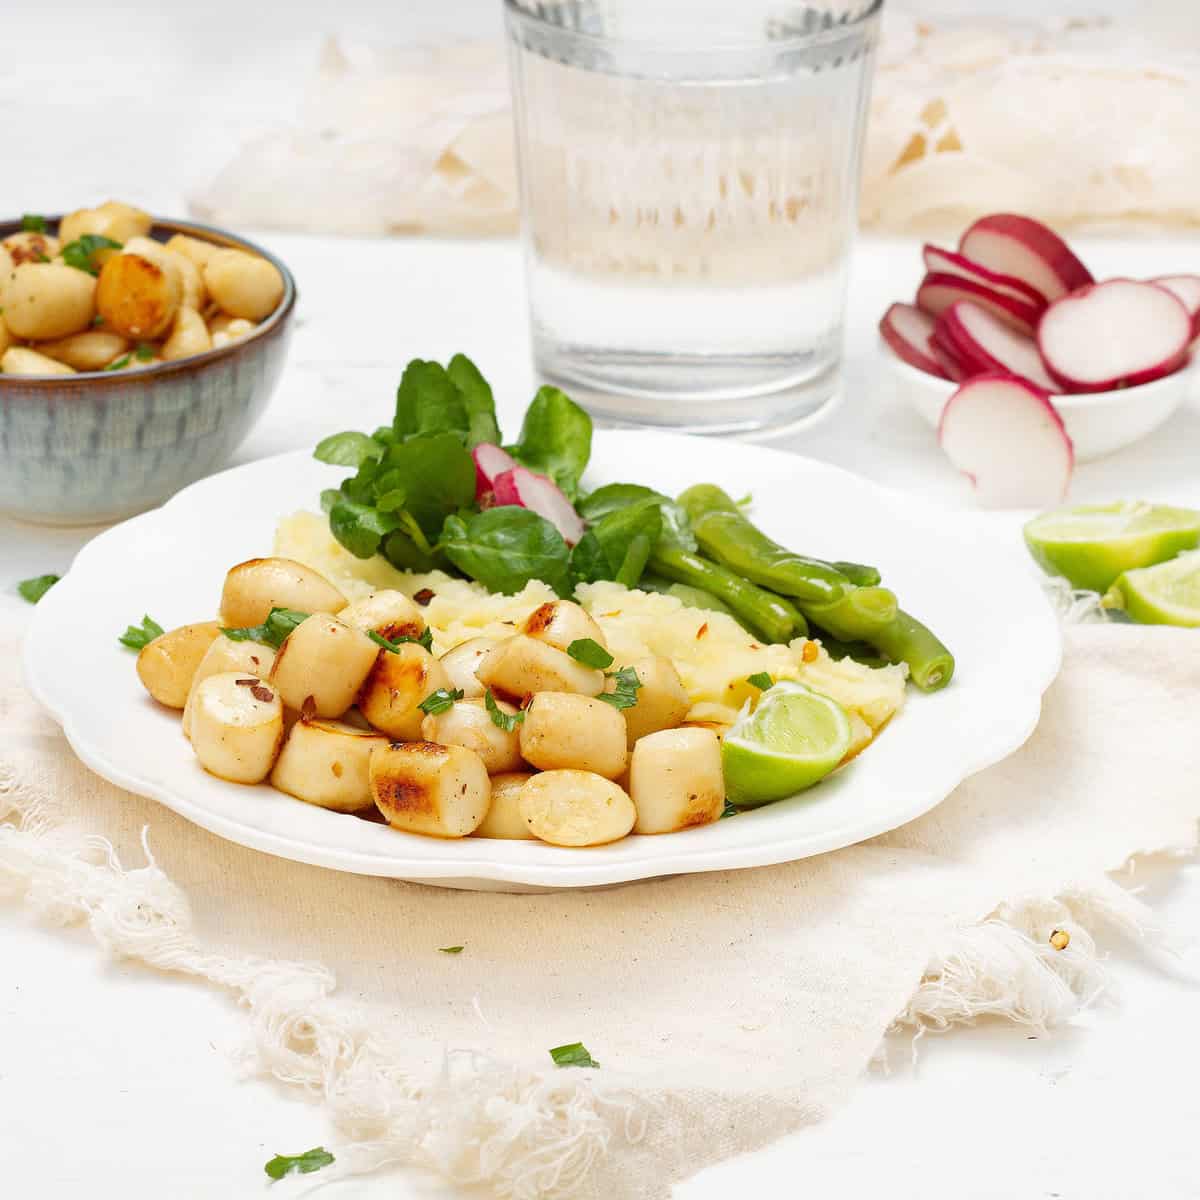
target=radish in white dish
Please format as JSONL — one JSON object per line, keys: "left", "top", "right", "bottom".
{"left": 1152, "top": 275, "right": 1200, "bottom": 339}
{"left": 958, "top": 214, "right": 1093, "bottom": 303}
{"left": 472, "top": 442, "right": 518, "bottom": 501}
{"left": 916, "top": 272, "right": 1041, "bottom": 336}
{"left": 878, "top": 302, "right": 946, "bottom": 378}
{"left": 939, "top": 302, "right": 1058, "bottom": 392}
{"left": 928, "top": 331, "right": 968, "bottom": 382}
{"left": 493, "top": 466, "right": 586, "bottom": 545}
{"left": 1037, "top": 279, "right": 1191, "bottom": 393}
{"left": 922, "top": 244, "right": 1048, "bottom": 309}
{"left": 938, "top": 375, "right": 1074, "bottom": 509}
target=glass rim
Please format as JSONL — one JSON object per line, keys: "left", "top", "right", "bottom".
{"left": 503, "top": 0, "right": 884, "bottom": 54}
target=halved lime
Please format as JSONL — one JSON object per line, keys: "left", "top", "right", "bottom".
{"left": 1104, "top": 552, "right": 1200, "bottom": 627}
{"left": 722, "top": 681, "right": 852, "bottom": 808}
{"left": 1024, "top": 502, "right": 1200, "bottom": 594}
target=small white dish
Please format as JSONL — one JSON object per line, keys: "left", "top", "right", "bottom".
{"left": 24, "top": 433, "right": 1061, "bottom": 892}
{"left": 884, "top": 350, "right": 1197, "bottom": 462}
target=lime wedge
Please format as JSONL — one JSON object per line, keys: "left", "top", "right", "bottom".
{"left": 1104, "top": 552, "right": 1200, "bottom": 627}
{"left": 1024, "top": 502, "right": 1200, "bottom": 594}
{"left": 722, "top": 681, "right": 852, "bottom": 808}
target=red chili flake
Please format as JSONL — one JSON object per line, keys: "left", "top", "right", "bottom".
{"left": 413, "top": 588, "right": 435, "bottom": 607}
{"left": 250, "top": 684, "right": 275, "bottom": 703}
{"left": 234, "top": 677, "right": 258, "bottom": 686}
{"left": 300, "top": 695, "right": 317, "bottom": 722}
{"left": 696, "top": 623, "right": 709, "bottom": 640}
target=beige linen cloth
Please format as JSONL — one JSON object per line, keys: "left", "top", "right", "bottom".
{"left": 3, "top": 608, "right": 1198, "bottom": 1198}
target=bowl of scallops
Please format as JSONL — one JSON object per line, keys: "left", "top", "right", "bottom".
{"left": 0, "top": 202, "right": 295, "bottom": 525}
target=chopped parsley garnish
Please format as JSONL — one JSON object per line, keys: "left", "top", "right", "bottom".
{"left": 263, "top": 1146, "right": 335, "bottom": 1181}
{"left": 21, "top": 213, "right": 46, "bottom": 233}
{"left": 747, "top": 672, "right": 773, "bottom": 691}
{"left": 221, "top": 607, "right": 309, "bottom": 649}
{"left": 61, "top": 234, "right": 122, "bottom": 276}
{"left": 369, "top": 626, "right": 434, "bottom": 653}
{"left": 438, "top": 945, "right": 465, "bottom": 954}
{"left": 17, "top": 573, "right": 60, "bottom": 604}
{"left": 135, "top": 342, "right": 156, "bottom": 361}
{"left": 566, "top": 637, "right": 614, "bottom": 669}
{"left": 549, "top": 1042, "right": 600, "bottom": 1069}
{"left": 720, "top": 800, "right": 739, "bottom": 820}
{"left": 418, "top": 687, "right": 464, "bottom": 716}
{"left": 596, "top": 665, "right": 642, "bottom": 710}
{"left": 118, "top": 614, "right": 164, "bottom": 650}
{"left": 104, "top": 353, "right": 132, "bottom": 371}
{"left": 484, "top": 688, "right": 524, "bottom": 731}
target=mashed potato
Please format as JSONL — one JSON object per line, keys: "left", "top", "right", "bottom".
{"left": 275, "top": 511, "right": 907, "bottom": 751}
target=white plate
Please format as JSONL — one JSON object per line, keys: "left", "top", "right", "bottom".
{"left": 24, "top": 433, "right": 1061, "bottom": 891}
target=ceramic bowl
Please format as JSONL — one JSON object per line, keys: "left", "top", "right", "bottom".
{"left": 883, "top": 349, "right": 1197, "bottom": 462}
{"left": 0, "top": 216, "right": 295, "bottom": 525}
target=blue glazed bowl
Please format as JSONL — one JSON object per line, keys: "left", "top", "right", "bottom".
{"left": 0, "top": 216, "right": 295, "bottom": 525}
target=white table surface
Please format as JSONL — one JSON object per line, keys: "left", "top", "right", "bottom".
{"left": 4, "top": 230, "right": 1200, "bottom": 1200}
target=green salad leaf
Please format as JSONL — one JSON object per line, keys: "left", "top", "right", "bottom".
{"left": 577, "top": 483, "right": 695, "bottom": 552}
{"left": 263, "top": 1147, "right": 335, "bottom": 1181}
{"left": 314, "top": 431, "right": 384, "bottom": 468}
{"left": 118, "top": 614, "right": 164, "bottom": 650}
{"left": 549, "top": 1042, "right": 600, "bottom": 1069}
{"left": 571, "top": 499, "right": 662, "bottom": 588}
{"left": 222, "top": 607, "right": 309, "bottom": 649}
{"left": 507, "top": 386, "right": 592, "bottom": 500}
{"left": 17, "top": 573, "right": 60, "bottom": 603}
{"left": 328, "top": 496, "right": 399, "bottom": 560}
{"left": 378, "top": 433, "right": 476, "bottom": 540}
{"left": 442, "top": 507, "right": 572, "bottom": 597}
{"left": 447, "top": 353, "right": 502, "bottom": 447}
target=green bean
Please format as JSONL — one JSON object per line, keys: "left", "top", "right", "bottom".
{"left": 800, "top": 585, "right": 898, "bottom": 641}
{"left": 870, "top": 610, "right": 955, "bottom": 692}
{"left": 831, "top": 560, "right": 882, "bottom": 587}
{"left": 665, "top": 583, "right": 737, "bottom": 618}
{"left": 648, "top": 546, "right": 800, "bottom": 645}
{"left": 807, "top": 628, "right": 889, "bottom": 670}
{"left": 678, "top": 484, "right": 847, "bottom": 605}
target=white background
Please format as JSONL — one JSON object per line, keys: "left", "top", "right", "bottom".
{"left": 3, "top": 3, "right": 1200, "bottom": 1198}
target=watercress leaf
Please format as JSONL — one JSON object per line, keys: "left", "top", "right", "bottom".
{"left": 572, "top": 499, "right": 661, "bottom": 586}
{"left": 507, "top": 386, "right": 592, "bottom": 499}
{"left": 381, "top": 432, "right": 476, "bottom": 540}
{"left": 329, "top": 498, "right": 399, "bottom": 559}
{"left": 339, "top": 456, "right": 382, "bottom": 505}
{"left": 747, "top": 672, "right": 773, "bottom": 690}
{"left": 567, "top": 638, "right": 613, "bottom": 669}
{"left": 263, "top": 1147, "right": 335, "bottom": 1181}
{"left": 381, "top": 528, "right": 442, "bottom": 574}
{"left": 484, "top": 688, "right": 525, "bottom": 732}
{"left": 597, "top": 665, "right": 642, "bottom": 711}
{"left": 17, "top": 573, "right": 59, "bottom": 603}
{"left": 549, "top": 1042, "right": 599, "bottom": 1069}
{"left": 319, "top": 488, "right": 342, "bottom": 514}
{"left": 418, "top": 687, "right": 464, "bottom": 716}
{"left": 393, "top": 359, "right": 469, "bottom": 441}
{"left": 447, "top": 353, "right": 502, "bottom": 447}
{"left": 314, "top": 431, "right": 384, "bottom": 468}
{"left": 118, "top": 614, "right": 165, "bottom": 651}
{"left": 568, "top": 531, "right": 608, "bottom": 587}
{"left": 371, "top": 425, "right": 398, "bottom": 446}
{"left": 441, "top": 507, "right": 572, "bottom": 597}
{"left": 61, "top": 234, "right": 122, "bottom": 276}
{"left": 21, "top": 213, "right": 46, "bottom": 233}
{"left": 374, "top": 487, "right": 408, "bottom": 514}
{"left": 578, "top": 483, "right": 695, "bottom": 552}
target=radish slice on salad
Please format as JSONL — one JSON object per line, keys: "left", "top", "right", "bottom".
{"left": 958, "top": 214, "right": 1093, "bottom": 304}
{"left": 916, "top": 273, "right": 1041, "bottom": 336}
{"left": 1152, "top": 275, "right": 1200, "bottom": 339}
{"left": 493, "top": 467, "right": 585, "bottom": 546}
{"left": 938, "top": 375, "right": 1074, "bottom": 508}
{"left": 939, "top": 302, "right": 1059, "bottom": 392}
{"left": 878, "top": 303, "right": 946, "bottom": 377}
{"left": 922, "top": 244, "right": 1048, "bottom": 309}
{"left": 472, "top": 443, "right": 518, "bottom": 501}
{"left": 1037, "top": 279, "right": 1192, "bottom": 393}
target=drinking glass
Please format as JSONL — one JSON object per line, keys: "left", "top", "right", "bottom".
{"left": 504, "top": 0, "right": 883, "bottom": 435}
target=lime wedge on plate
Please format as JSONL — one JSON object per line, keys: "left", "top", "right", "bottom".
{"left": 1104, "top": 552, "right": 1200, "bottom": 627}
{"left": 1024, "top": 502, "right": 1200, "bottom": 594}
{"left": 722, "top": 681, "right": 852, "bottom": 808}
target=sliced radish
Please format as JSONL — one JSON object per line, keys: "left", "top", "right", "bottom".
{"left": 472, "top": 442, "right": 518, "bottom": 502}
{"left": 493, "top": 467, "right": 585, "bottom": 545}
{"left": 939, "top": 302, "right": 1058, "bottom": 392}
{"left": 938, "top": 375, "right": 1074, "bottom": 509}
{"left": 1151, "top": 275, "right": 1200, "bottom": 339}
{"left": 928, "top": 329, "right": 969, "bottom": 382}
{"left": 1037, "top": 279, "right": 1191, "bottom": 393}
{"left": 879, "top": 302, "right": 946, "bottom": 378}
{"left": 958, "top": 214, "right": 1092, "bottom": 304}
{"left": 916, "top": 273, "right": 1042, "bottom": 336}
{"left": 922, "top": 244, "right": 1048, "bottom": 309}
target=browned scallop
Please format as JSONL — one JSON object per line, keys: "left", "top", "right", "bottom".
{"left": 3, "top": 231, "right": 60, "bottom": 265}
{"left": 136, "top": 621, "right": 222, "bottom": 708}
{"left": 357, "top": 643, "right": 451, "bottom": 740}
{"left": 370, "top": 740, "right": 490, "bottom": 837}
{"left": 218, "top": 557, "right": 346, "bottom": 628}
{"left": 37, "top": 329, "right": 130, "bottom": 372}
{"left": 95, "top": 251, "right": 182, "bottom": 339}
